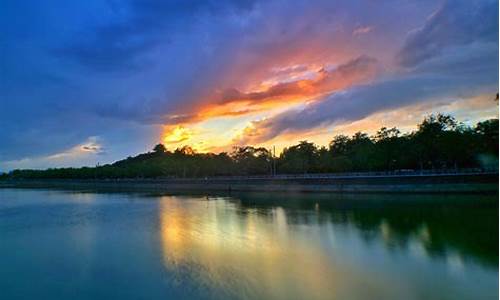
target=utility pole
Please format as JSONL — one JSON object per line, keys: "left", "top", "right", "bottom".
{"left": 273, "top": 146, "right": 276, "bottom": 177}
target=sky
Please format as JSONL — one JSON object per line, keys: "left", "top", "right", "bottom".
{"left": 0, "top": 0, "right": 498, "bottom": 171}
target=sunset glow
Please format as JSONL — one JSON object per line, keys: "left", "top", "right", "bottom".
{"left": 1, "top": 2, "right": 497, "bottom": 299}
{"left": 1, "top": 0, "right": 498, "bottom": 168}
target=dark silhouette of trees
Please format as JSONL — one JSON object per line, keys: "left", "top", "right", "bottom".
{"left": 3, "top": 114, "right": 498, "bottom": 179}
{"left": 280, "top": 141, "right": 318, "bottom": 174}
{"left": 231, "top": 146, "right": 271, "bottom": 175}
{"left": 153, "top": 143, "right": 167, "bottom": 153}
{"left": 475, "top": 119, "right": 499, "bottom": 155}
{"left": 413, "top": 114, "right": 458, "bottom": 169}
{"left": 373, "top": 127, "right": 402, "bottom": 170}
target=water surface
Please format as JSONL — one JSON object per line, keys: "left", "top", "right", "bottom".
{"left": 0, "top": 189, "right": 497, "bottom": 299}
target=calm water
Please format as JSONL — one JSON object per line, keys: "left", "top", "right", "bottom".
{"left": 0, "top": 189, "right": 497, "bottom": 300}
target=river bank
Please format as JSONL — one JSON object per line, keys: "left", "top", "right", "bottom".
{"left": 1, "top": 172, "right": 498, "bottom": 194}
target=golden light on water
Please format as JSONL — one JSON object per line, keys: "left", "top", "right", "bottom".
{"left": 157, "top": 196, "right": 399, "bottom": 299}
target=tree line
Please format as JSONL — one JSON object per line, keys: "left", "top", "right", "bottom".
{"left": 2, "top": 114, "right": 498, "bottom": 179}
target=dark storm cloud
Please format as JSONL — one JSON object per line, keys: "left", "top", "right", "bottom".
{"left": 397, "top": 0, "right": 498, "bottom": 67}
{"left": 57, "top": 0, "right": 259, "bottom": 71}
{"left": 1, "top": 0, "right": 262, "bottom": 164}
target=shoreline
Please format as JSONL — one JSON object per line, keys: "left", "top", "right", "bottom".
{"left": 1, "top": 172, "right": 498, "bottom": 194}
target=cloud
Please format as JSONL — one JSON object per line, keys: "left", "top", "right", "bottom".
{"left": 49, "top": 136, "right": 105, "bottom": 158}
{"left": 1, "top": 0, "right": 497, "bottom": 169}
{"left": 321, "top": 92, "right": 499, "bottom": 138}
{"left": 231, "top": 0, "right": 499, "bottom": 145}
{"left": 80, "top": 137, "right": 106, "bottom": 154}
{"left": 57, "top": 0, "right": 412, "bottom": 127}
{"left": 236, "top": 78, "right": 490, "bottom": 144}
{"left": 353, "top": 26, "right": 373, "bottom": 36}
{"left": 57, "top": 0, "right": 259, "bottom": 72}
{"left": 397, "top": 0, "right": 498, "bottom": 67}
{"left": 219, "top": 55, "right": 379, "bottom": 104}
{"left": 161, "top": 55, "right": 380, "bottom": 126}
{"left": 235, "top": 41, "right": 498, "bottom": 144}
{"left": 0, "top": 136, "right": 106, "bottom": 170}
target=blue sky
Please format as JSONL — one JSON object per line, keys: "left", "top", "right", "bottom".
{"left": 1, "top": 0, "right": 498, "bottom": 170}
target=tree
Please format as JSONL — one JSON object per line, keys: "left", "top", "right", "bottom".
{"left": 153, "top": 143, "right": 167, "bottom": 153}
{"left": 231, "top": 146, "right": 271, "bottom": 175}
{"left": 475, "top": 119, "right": 499, "bottom": 155}
{"left": 374, "top": 127, "right": 402, "bottom": 170}
{"left": 475, "top": 119, "right": 499, "bottom": 170}
{"left": 347, "top": 132, "right": 375, "bottom": 171}
{"left": 329, "top": 135, "right": 350, "bottom": 156}
{"left": 175, "top": 145, "right": 195, "bottom": 156}
{"left": 414, "top": 114, "right": 457, "bottom": 169}
{"left": 279, "top": 141, "right": 318, "bottom": 174}
{"left": 4, "top": 115, "right": 498, "bottom": 180}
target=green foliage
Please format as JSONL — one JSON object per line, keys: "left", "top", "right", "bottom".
{"left": 3, "top": 115, "right": 498, "bottom": 179}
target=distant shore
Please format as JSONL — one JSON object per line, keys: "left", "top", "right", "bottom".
{"left": 1, "top": 172, "right": 497, "bottom": 194}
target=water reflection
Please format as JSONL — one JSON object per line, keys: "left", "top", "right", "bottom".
{"left": 234, "top": 193, "right": 498, "bottom": 267}
{"left": 159, "top": 197, "right": 348, "bottom": 299}
{"left": 0, "top": 189, "right": 497, "bottom": 300}
{"left": 158, "top": 193, "right": 498, "bottom": 299}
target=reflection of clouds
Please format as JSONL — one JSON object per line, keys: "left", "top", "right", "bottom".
{"left": 157, "top": 196, "right": 401, "bottom": 299}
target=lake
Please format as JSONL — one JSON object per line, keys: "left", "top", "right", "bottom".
{"left": 0, "top": 188, "right": 497, "bottom": 300}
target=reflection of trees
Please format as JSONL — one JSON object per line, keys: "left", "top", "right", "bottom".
{"left": 231, "top": 192, "right": 498, "bottom": 268}
{"left": 347, "top": 205, "right": 497, "bottom": 267}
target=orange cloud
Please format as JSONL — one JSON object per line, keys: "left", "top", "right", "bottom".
{"left": 216, "top": 56, "right": 378, "bottom": 107}
{"left": 159, "top": 55, "right": 380, "bottom": 152}
{"left": 164, "top": 55, "right": 380, "bottom": 127}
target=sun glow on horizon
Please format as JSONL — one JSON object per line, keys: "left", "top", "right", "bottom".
{"left": 163, "top": 125, "right": 193, "bottom": 144}
{"left": 158, "top": 92, "right": 498, "bottom": 155}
